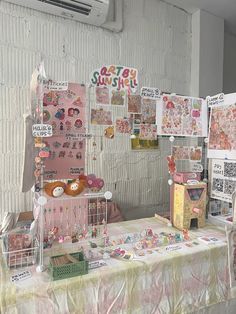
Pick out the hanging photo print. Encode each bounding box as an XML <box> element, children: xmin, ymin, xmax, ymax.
<box><xmin>43</xmin><ymin>83</ymin><xmax>86</xmax><ymax>180</ymax></box>
<box><xmin>141</xmin><ymin>98</ymin><xmax>156</xmax><ymax>124</ymax></box>
<box><xmin>156</xmin><ymin>94</ymin><xmax>207</xmax><ymax>137</ymax></box>
<box><xmin>131</xmin><ymin>128</ymin><xmax>158</xmax><ymax>150</ymax></box>
<box><xmin>172</xmin><ymin>146</ymin><xmax>202</xmax><ymax>161</ymax></box>
<box><xmin>211</xmin><ymin>159</ymin><xmax>236</xmax><ymax>203</ymax></box>
<box><xmin>139</xmin><ymin>124</ymin><xmax>157</xmax><ymax>140</ymax></box>
<box><xmin>208</xmin><ymin>93</ymin><xmax>236</xmax><ymax>159</ymax></box>
<box><xmin>140</xmin><ymin>87</ymin><xmax>161</xmax><ymax>100</ymax></box>
<box><xmin>91</xmin><ymin>108</ymin><xmax>112</xmax><ymax>125</ymax></box>
<box><xmin>111</xmin><ymin>90</ymin><xmax>126</xmax><ymax>106</ymax></box>
<box><xmin>90</xmin><ymin>65</ymin><xmax>138</xmax><ymax>92</ymax></box>
<box><xmin>116</xmin><ymin>118</ymin><xmax>132</xmax><ymax>134</ymax></box>
<box><xmin>128</xmin><ymin>95</ymin><xmax>142</xmax><ymax>113</ymax></box>
<box><xmin>96</xmin><ymin>86</ymin><xmax>109</xmax><ymax>105</ymax></box>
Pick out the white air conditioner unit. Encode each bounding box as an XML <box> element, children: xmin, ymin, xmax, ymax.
<box><xmin>4</xmin><ymin>0</ymin><xmax>123</xmax><ymax>31</ymax></box>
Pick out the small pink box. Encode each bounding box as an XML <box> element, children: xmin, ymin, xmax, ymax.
<box><xmin>173</xmin><ymin>172</ymin><xmax>201</xmax><ymax>183</ymax></box>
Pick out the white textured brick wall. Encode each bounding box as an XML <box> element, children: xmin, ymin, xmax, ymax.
<box><xmin>0</xmin><ymin>0</ymin><xmax>191</xmax><ymax>220</ymax></box>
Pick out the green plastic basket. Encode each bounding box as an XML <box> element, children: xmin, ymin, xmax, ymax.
<box><xmin>49</xmin><ymin>252</ymin><xmax>88</xmax><ymax>281</ymax></box>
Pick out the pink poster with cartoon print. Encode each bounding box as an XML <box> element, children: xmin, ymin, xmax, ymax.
<box><xmin>43</xmin><ymin>83</ymin><xmax>86</xmax><ymax>180</ymax></box>
<box><xmin>156</xmin><ymin>94</ymin><xmax>208</xmax><ymax>137</ymax></box>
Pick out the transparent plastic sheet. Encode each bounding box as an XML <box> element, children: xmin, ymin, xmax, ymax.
<box><xmin>0</xmin><ymin>218</ymin><xmax>230</xmax><ymax>314</ymax></box>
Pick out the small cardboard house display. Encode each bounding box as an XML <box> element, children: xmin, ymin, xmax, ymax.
<box><xmin>172</xmin><ymin>182</ymin><xmax>207</xmax><ymax>230</ymax></box>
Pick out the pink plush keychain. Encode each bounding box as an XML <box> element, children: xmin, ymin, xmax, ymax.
<box><xmin>167</xmin><ymin>155</ymin><xmax>176</xmax><ymax>175</ymax></box>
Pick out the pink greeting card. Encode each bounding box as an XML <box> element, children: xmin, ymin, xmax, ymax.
<box><xmin>43</xmin><ymin>83</ymin><xmax>86</xmax><ymax>180</ymax></box>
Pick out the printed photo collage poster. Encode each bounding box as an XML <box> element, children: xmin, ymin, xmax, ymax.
<box><xmin>211</xmin><ymin>159</ymin><xmax>236</xmax><ymax>203</ymax></box>
<box><xmin>208</xmin><ymin>93</ymin><xmax>236</xmax><ymax>160</ymax></box>
<box><xmin>42</xmin><ymin>83</ymin><xmax>87</xmax><ymax>179</ymax></box>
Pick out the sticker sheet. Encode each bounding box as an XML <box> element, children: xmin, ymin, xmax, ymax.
<box><xmin>156</xmin><ymin>94</ymin><xmax>208</xmax><ymax>137</ymax></box>
<box><xmin>208</xmin><ymin>93</ymin><xmax>236</xmax><ymax>159</ymax></box>
<box><xmin>172</xmin><ymin>146</ymin><xmax>202</xmax><ymax>161</ymax></box>
<box><xmin>141</xmin><ymin>98</ymin><xmax>156</xmax><ymax>124</ymax></box>
<box><xmin>91</xmin><ymin>108</ymin><xmax>112</xmax><ymax>125</ymax></box>
<box><xmin>43</xmin><ymin>83</ymin><xmax>86</xmax><ymax>180</ymax></box>
<box><xmin>128</xmin><ymin>95</ymin><xmax>141</xmax><ymax>113</ymax></box>
<box><xmin>116</xmin><ymin>118</ymin><xmax>132</xmax><ymax>134</ymax></box>
<box><xmin>139</xmin><ymin>124</ymin><xmax>157</xmax><ymax>140</ymax></box>
<box><xmin>211</xmin><ymin>159</ymin><xmax>236</xmax><ymax>203</ymax></box>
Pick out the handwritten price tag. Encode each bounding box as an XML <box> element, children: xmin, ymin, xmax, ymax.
<box><xmin>11</xmin><ymin>270</ymin><xmax>31</xmax><ymax>283</ymax></box>
<box><xmin>189</xmin><ymin>163</ymin><xmax>203</xmax><ymax>173</ymax></box>
<box><xmin>32</xmin><ymin>124</ymin><xmax>52</xmax><ymax>137</ymax></box>
<box><xmin>141</xmin><ymin>87</ymin><xmax>161</xmax><ymax>99</ymax></box>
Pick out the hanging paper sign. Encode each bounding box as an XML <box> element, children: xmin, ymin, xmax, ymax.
<box><xmin>208</xmin><ymin>94</ymin><xmax>236</xmax><ymax>159</ymax></box>
<box><xmin>32</xmin><ymin>124</ymin><xmax>52</xmax><ymax>137</ymax></box>
<box><xmin>211</xmin><ymin>159</ymin><xmax>236</xmax><ymax>203</ymax></box>
<box><xmin>141</xmin><ymin>87</ymin><xmax>161</xmax><ymax>99</ymax></box>
<box><xmin>189</xmin><ymin>163</ymin><xmax>203</xmax><ymax>173</ymax></box>
<box><xmin>90</xmin><ymin>65</ymin><xmax>138</xmax><ymax>92</ymax></box>
<box><xmin>206</xmin><ymin>93</ymin><xmax>224</xmax><ymax>107</ymax></box>
<box><xmin>44</xmin><ymin>80</ymin><xmax>68</xmax><ymax>91</ymax></box>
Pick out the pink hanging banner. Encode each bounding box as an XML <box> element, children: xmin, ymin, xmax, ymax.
<box><xmin>43</xmin><ymin>83</ymin><xmax>86</xmax><ymax>180</ymax></box>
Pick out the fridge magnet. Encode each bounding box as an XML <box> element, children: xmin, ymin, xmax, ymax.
<box><xmin>156</xmin><ymin>94</ymin><xmax>208</xmax><ymax>137</ymax></box>
<box><xmin>90</xmin><ymin>65</ymin><xmax>138</xmax><ymax>92</ymax></box>
<box><xmin>91</xmin><ymin>108</ymin><xmax>112</xmax><ymax>125</ymax></box>
<box><xmin>128</xmin><ymin>95</ymin><xmax>141</xmax><ymax>113</ymax></box>
<box><xmin>211</xmin><ymin>159</ymin><xmax>236</xmax><ymax>203</ymax></box>
<box><xmin>141</xmin><ymin>98</ymin><xmax>156</xmax><ymax>124</ymax></box>
<box><xmin>43</xmin><ymin>91</ymin><xmax>59</xmax><ymax>106</ymax></box>
<box><xmin>139</xmin><ymin>124</ymin><xmax>157</xmax><ymax>140</ymax></box>
<box><xmin>104</xmin><ymin>126</ymin><xmax>115</xmax><ymax>139</ymax></box>
<box><xmin>131</xmin><ymin>128</ymin><xmax>158</xmax><ymax>150</ymax></box>
<box><xmin>111</xmin><ymin>90</ymin><xmax>126</xmax><ymax>106</ymax></box>
<box><xmin>140</xmin><ymin>87</ymin><xmax>161</xmax><ymax>100</ymax></box>
<box><xmin>96</xmin><ymin>86</ymin><xmax>110</xmax><ymax>105</ymax></box>
<box><xmin>208</xmin><ymin>96</ymin><xmax>236</xmax><ymax>159</ymax></box>
<box><xmin>116</xmin><ymin>118</ymin><xmax>132</xmax><ymax>134</ymax></box>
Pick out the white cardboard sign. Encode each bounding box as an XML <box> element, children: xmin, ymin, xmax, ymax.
<box><xmin>206</xmin><ymin>93</ymin><xmax>224</xmax><ymax>107</ymax></box>
<box><xmin>32</xmin><ymin>124</ymin><xmax>52</xmax><ymax>137</ymax></box>
<box><xmin>141</xmin><ymin>87</ymin><xmax>161</xmax><ymax>99</ymax></box>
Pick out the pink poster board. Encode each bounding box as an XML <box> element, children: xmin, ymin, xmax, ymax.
<box><xmin>43</xmin><ymin>83</ymin><xmax>86</xmax><ymax>180</ymax></box>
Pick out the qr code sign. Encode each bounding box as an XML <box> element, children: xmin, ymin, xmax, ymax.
<box><xmin>224</xmin><ymin>180</ymin><xmax>236</xmax><ymax>195</ymax></box>
<box><xmin>224</xmin><ymin>162</ymin><xmax>236</xmax><ymax>178</ymax></box>
<box><xmin>212</xmin><ymin>178</ymin><xmax>224</xmax><ymax>192</ymax></box>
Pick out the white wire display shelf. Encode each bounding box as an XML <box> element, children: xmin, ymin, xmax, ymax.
<box><xmin>2</xmin><ymin>237</ymin><xmax>39</xmax><ymax>269</ymax></box>
<box><xmin>35</xmin><ymin>191</ymin><xmax>108</xmax><ymax>202</ymax></box>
